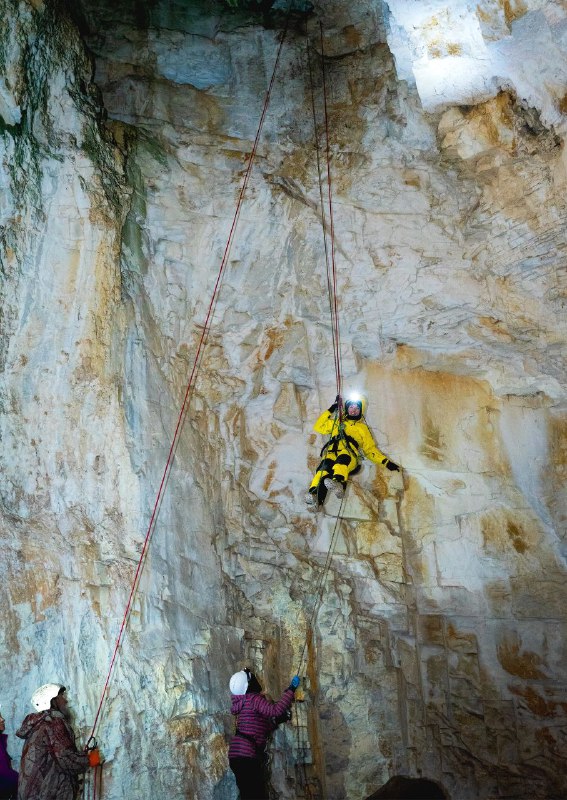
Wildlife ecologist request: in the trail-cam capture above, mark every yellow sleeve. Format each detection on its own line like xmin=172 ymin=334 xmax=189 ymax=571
xmin=313 ymin=410 xmax=339 ymax=436
xmin=357 ymin=424 xmax=387 ymax=465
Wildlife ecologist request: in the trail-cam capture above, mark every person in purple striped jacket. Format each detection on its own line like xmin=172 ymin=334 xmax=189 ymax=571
xmin=228 ymin=668 xmax=300 ymax=800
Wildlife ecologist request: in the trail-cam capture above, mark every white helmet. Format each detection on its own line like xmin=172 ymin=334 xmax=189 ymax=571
xmin=31 ymin=684 xmax=65 ymax=712
xmin=229 ymin=670 xmax=250 ymax=696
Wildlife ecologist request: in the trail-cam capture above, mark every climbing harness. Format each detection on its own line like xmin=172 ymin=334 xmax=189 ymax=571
xmin=321 ymin=421 xmax=360 ymax=460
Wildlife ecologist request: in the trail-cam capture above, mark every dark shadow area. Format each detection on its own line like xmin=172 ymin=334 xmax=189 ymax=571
xmin=365 ymin=775 xmax=448 ymax=800
xmin=318 ymin=701 xmax=352 ymax=799
xmin=60 ymin=0 xmax=313 ymax=38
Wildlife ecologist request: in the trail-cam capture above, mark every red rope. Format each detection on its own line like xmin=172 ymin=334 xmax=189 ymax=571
xmin=319 ymin=23 xmax=343 ymax=404
xmin=87 ymin=20 xmax=292 ymax=746
xmin=83 ymin=762 xmax=98 ymax=800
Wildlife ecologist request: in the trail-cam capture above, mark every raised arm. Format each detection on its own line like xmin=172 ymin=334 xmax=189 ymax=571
xmin=251 ymin=685 xmax=296 ymax=719
xmin=313 ymin=404 xmax=342 ymax=436
xmin=357 ymin=424 xmax=387 ymax=465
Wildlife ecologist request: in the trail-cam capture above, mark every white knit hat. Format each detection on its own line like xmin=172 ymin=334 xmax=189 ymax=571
xmin=229 ymin=670 xmax=250 ymax=695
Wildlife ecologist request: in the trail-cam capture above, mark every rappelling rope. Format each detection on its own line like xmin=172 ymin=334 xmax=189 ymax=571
xmin=86 ymin=6 xmax=295 ymax=755
xmin=296 ymin=24 xmax=347 ymax=680
xmin=307 ymin=34 xmax=339 ymax=406
xmin=292 ymin=496 xmax=346 ymax=800
xmin=291 ymin=31 xmax=348 ymax=797
xmin=83 ymin=762 xmax=101 ymax=800
xmin=319 ymin=21 xmax=343 ymax=404
xmin=307 ymin=24 xmax=343 ymax=403
xmin=294 ymin=703 xmax=316 ymax=800
xmin=93 ymin=765 xmax=101 ymax=800
xmin=296 ymin=493 xmax=347 ymax=677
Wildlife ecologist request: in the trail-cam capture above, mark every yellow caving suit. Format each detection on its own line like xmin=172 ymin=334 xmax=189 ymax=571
xmin=308 ymin=410 xmax=388 ymax=492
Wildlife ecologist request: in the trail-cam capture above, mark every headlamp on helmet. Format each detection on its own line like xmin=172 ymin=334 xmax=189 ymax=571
xmin=344 ymin=392 xmax=367 ymax=418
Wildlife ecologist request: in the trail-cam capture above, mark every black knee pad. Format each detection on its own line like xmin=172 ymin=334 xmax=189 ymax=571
xmin=317 ymin=457 xmax=335 ymax=474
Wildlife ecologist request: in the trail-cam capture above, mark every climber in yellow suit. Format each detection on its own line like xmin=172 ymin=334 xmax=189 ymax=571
xmin=305 ymin=394 xmax=400 ymax=508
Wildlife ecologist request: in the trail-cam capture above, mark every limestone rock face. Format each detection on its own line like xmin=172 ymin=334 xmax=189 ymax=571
xmin=0 ymin=1 xmax=566 ymax=799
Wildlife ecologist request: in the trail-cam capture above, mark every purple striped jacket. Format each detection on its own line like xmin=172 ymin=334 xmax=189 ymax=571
xmin=228 ymin=689 xmax=294 ymax=759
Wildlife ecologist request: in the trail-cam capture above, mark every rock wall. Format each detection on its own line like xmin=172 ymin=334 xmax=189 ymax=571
xmin=0 ymin=1 xmax=566 ymax=798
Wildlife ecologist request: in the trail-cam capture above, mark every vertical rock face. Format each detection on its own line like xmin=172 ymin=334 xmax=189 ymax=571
xmin=0 ymin=1 xmax=566 ymax=799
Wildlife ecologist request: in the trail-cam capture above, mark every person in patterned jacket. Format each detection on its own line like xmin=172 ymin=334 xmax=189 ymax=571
xmin=16 ymin=684 xmax=100 ymax=800
xmin=0 ymin=708 xmax=18 ymax=799
xmin=228 ymin=669 xmax=299 ymax=800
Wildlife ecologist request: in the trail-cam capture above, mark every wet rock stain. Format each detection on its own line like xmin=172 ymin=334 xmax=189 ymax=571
xmin=263 ymin=459 xmax=276 ymax=492
xmin=509 ymin=685 xmax=564 ymax=717
xmin=498 ymin=632 xmax=547 ymax=679
xmin=502 ymin=0 xmax=528 ymax=26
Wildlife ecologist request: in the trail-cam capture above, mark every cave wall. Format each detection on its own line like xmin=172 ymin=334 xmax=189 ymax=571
xmin=1 ymin=1 xmax=566 ymax=798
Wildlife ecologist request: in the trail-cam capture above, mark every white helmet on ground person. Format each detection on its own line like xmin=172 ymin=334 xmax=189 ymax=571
xmin=229 ymin=670 xmax=250 ymax=696
xmin=31 ymin=684 xmax=66 ymax=712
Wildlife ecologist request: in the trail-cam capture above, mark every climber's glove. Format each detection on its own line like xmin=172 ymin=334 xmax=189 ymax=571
xmin=272 ymin=708 xmax=292 ymax=725
xmin=328 ymin=395 xmax=342 ymax=414
xmin=289 ymin=675 xmax=300 ymax=691
xmin=382 ymin=458 xmax=400 ymax=472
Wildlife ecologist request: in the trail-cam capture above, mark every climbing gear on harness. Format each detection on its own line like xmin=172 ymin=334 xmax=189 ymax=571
xmin=322 ymin=430 xmax=359 ymax=458
xmin=88 ymin=748 xmax=102 ymax=768
xmin=84 ymin=742 xmax=103 ymax=800
xmin=31 ymin=684 xmax=65 ymax=712
xmin=294 ymin=676 xmax=306 ymax=703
